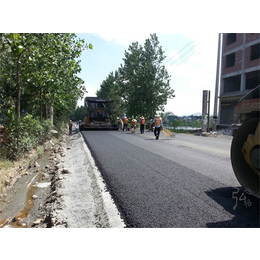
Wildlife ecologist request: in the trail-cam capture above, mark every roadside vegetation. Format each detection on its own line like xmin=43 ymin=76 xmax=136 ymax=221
xmin=0 ymin=33 xmax=92 ymax=160
xmin=0 ymin=33 xmax=92 ymax=194
xmin=164 ymin=117 xmax=213 ymax=133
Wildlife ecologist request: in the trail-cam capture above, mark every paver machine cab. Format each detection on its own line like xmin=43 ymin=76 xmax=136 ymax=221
xmin=231 ymin=85 xmax=260 ymax=198
xmin=80 ymin=97 xmax=118 ymax=130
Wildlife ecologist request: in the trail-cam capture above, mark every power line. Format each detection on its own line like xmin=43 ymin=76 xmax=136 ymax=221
xmin=166 ymin=38 xmax=218 ymax=74
xmin=176 ymin=39 xmax=217 ymax=66
xmin=163 ymin=37 xmax=197 ymax=65
xmin=163 ymin=35 xmax=201 ymax=65
xmin=168 ymin=43 xmax=196 ymax=66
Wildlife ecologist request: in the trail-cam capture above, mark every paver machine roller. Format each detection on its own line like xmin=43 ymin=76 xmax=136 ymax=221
xmin=80 ymin=97 xmax=118 ymax=130
xmin=231 ymin=85 xmax=260 ymax=198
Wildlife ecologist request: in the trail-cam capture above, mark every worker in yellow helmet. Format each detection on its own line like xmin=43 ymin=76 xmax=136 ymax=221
xmin=117 ymin=117 xmax=123 ymax=131
xmin=139 ymin=116 xmax=146 ymax=134
xmin=123 ymin=116 xmax=129 ymax=131
xmin=131 ymin=118 xmax=137 ymax=133
xmin=153 ymin=114 xmax=162 ymax=139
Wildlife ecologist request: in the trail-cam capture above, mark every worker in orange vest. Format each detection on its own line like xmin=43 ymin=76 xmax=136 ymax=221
xmin=139 ymin=116 xmax=145 ymax=134
xmin=69 ymin=120 xmax=73 ymax=135
xmin=117 ymin=117 xmax=123 ymax=131
xmin=123 ymin=116 xmax=129 ymax=131
xmin=153 ymin=114 xmax=162 ymax=139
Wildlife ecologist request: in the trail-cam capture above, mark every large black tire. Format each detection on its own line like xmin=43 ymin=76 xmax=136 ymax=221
xmin=231 ymin=118 xmax=260 ymax=198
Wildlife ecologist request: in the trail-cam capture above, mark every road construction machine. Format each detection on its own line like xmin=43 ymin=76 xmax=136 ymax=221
xmin=230 ymin=85 xmax=260 ymax=198
xmin=79 ymin=97 xmax=118 ymax=130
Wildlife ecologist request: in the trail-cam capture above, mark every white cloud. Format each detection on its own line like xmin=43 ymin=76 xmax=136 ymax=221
xmin=95 ymin=33 xmax=152 ymax=46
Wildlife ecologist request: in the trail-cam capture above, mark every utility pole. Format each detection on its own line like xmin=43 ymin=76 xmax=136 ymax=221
xmin=207 ymin=91 xmax=210 ymax=132
xmin=202 ymin=90 xmax=210 ymax=132
xmin=213 ymin=33 xmax=222 ymax=131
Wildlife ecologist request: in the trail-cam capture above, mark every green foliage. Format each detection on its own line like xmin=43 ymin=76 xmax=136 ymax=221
xmin=69 ymin=106 xmax=86 ymax=121
xmin=96 ymin=71 xmax=125 ymax=116
xmin=0 ymin=33 xmax=93 ymax=158
xmin=2 ymin=113 xmax=52 ymax=160
xmin=192 ymin=120 xmax=202 ymax=128
xmin=0 ymin=33 xmax=91 ymax=122
xmin=97 ymin=34 xmax=175 ymax=119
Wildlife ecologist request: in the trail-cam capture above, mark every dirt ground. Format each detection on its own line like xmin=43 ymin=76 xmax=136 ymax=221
xmin=0 ymin=128 xmax=125 ymax=228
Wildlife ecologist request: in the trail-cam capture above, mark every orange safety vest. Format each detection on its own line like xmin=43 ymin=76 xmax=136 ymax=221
xmin=155 ymin=117 xmax=161 ymax=126
xmin=124 ymin=118 xmax=128 ymax=124
xmin=141 ymin=118 xmax=145 ymax=125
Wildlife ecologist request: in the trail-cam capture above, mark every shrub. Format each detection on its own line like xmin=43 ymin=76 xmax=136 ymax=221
xmin=2 ymin=113 xmax=53 ymax=160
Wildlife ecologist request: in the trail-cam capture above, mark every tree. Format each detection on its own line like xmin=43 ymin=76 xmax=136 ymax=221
xmin=69 ymin=106 xmax=86 ymax=121
xmin=0 ymin=33 xmax=92 ymax=122
xmin=117 ymin=34 xmax=175 ymax=119
xmin=96 ymin=70 xmax=125 ymax=117
xmin=0 ymin=33 xmax=92 ymax=159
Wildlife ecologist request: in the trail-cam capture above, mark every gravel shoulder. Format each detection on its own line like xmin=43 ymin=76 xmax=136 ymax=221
xmin=50 ymin=131 xmax=125 ymax=228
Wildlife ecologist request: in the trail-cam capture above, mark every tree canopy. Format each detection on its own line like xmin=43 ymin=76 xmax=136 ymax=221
xmin=96 ymin=34 xmax=175 ymax=119
xmin=0 ymin=33 xmax=92 ymax=124
xmin=0 ymin=33 xmax=92 ymax=159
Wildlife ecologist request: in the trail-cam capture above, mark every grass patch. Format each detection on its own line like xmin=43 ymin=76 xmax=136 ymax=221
xmin=0 ymin=158 xmax=14 ymax=170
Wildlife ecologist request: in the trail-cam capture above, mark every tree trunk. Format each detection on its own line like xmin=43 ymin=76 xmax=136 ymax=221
xmin=15 ymin=56 xmax=21 ymax=120
xmin=40 ymin=89 xmax=42 ymax=121
xmin=50 ymin=106 xmax=54 ymax=126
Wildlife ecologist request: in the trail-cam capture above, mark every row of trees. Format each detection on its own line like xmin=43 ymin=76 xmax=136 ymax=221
xmin=0 ymin=33 xmax=91 ymax=159
xmin=96 ymin=34 xmax=175 ymax=120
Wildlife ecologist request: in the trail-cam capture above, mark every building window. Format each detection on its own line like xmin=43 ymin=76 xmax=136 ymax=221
xmin=227 ymin=33 xmax=236 ymax=45
xmin=226 ymin=52 xmax=236 ymax=68
xmin=223 ymin=75 xmax=241 ymax=93
xmin=251 ymin=43 xmax=260 ymax=60
xmin=246 ymin=70 xmax=260 ymax=89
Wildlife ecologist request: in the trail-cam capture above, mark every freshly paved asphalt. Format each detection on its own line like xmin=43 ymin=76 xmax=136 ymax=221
xmin=81 ymin=130 xmax=260 ymax=228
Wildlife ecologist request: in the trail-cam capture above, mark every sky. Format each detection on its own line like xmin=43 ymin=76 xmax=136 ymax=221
xmin=76 ymin=33 xmax=219 ymax=116
xmin=4 ymin=1 xmax=257 ymax=118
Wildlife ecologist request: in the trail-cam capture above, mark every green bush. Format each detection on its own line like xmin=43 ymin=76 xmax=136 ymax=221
xmin=2 ymin=113 xmax=53 ymax=160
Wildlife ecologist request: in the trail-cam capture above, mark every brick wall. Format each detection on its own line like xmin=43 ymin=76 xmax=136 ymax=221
xmin=222 ymin=33 xmax=260 ymax=74
xmin=222 ymin=50 xmax=242 ymax=75
xmin=245 ymin=33 xmax=260 ymax=43
xmin=244 ymin=43 xmax=260 ymax=69
xmin=223 ymin=33 xmax=243 ymax=53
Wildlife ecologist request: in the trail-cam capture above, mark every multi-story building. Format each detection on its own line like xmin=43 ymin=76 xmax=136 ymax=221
xmin=218 ymin=33 xmax=260 ymax=125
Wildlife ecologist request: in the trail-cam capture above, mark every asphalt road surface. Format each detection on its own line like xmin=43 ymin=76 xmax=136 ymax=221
xmin=81 ymin=130 xmax=260 ymax=228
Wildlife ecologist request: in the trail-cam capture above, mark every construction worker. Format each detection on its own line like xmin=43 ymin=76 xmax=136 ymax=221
xmin=131 ymin=118 xmax=137 ymax=133
xmin=69 ymin=120 xmax=73 ymax=135
xmin=153 ymin=114 xmax=162 ymax=139
xmin=148 ymin=118 xmax=154 ymax=132
xmin=139 ymin=116 xmax=145 ymax=134
xmin=123 ymin=116 xmax=129 ymax=131
xmin=117 ymin=117 xmax=123 ymax=131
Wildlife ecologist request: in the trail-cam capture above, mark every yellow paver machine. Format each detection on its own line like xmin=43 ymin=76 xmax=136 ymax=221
xmin=80 ymin=97 xmax=118 ymax=130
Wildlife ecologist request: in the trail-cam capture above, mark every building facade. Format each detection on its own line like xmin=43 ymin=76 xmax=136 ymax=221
xmin=219 ymin=33 xmax=260 ymax=125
